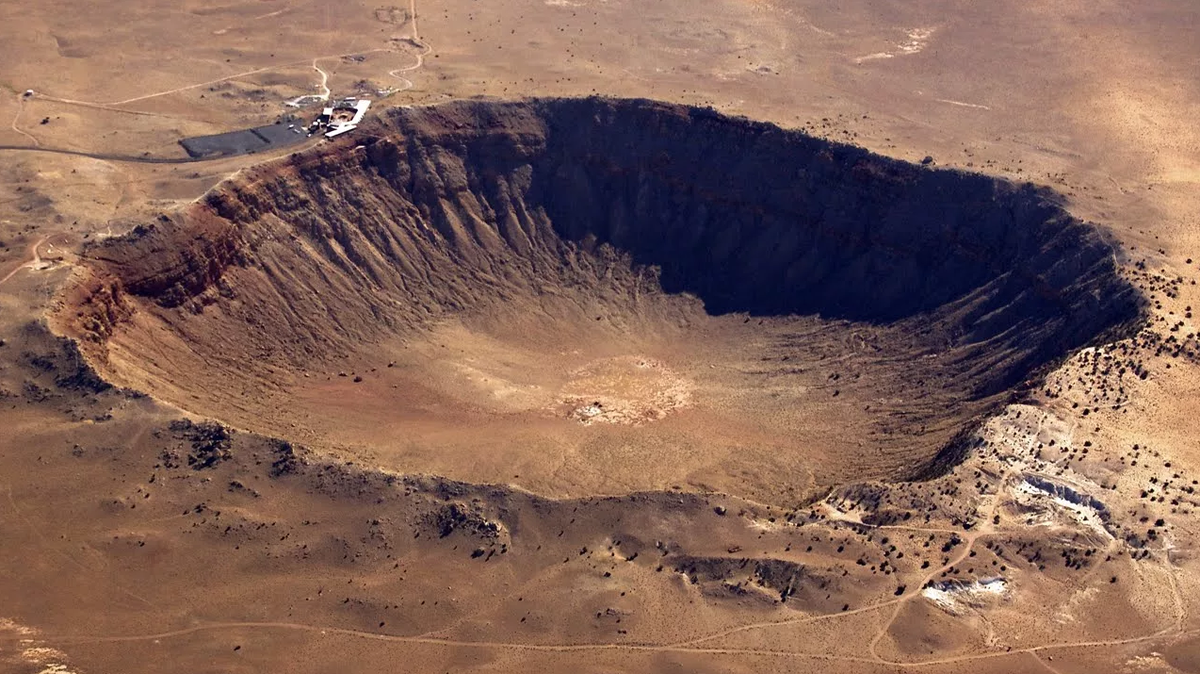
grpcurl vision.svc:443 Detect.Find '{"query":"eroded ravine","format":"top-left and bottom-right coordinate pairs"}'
top-left (59, 97), bottom-right (1143, 501)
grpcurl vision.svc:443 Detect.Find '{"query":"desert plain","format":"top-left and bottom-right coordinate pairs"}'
top-left (2, 1), bottom-right (1200, 673)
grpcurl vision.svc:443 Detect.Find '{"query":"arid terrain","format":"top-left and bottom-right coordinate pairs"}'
top-left (2, 1), bottom-right (1200, 673)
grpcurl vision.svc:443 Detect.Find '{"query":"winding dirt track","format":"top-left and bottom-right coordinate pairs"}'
top-left (385, 0), bottom-right (430, 91)
top-left (9, 94), bottom-right (40, 146)
top-left (388, 43), bottom-right (432, 92)
top-left (312, 59), bottom-right (332, 101)
top-left (0, 234), bottom-right (68, 288)
top-left (8, 619), bottom-right (1192, 669)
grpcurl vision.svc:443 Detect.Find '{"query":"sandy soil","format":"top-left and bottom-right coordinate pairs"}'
top-left (1, 0), bottom-right (1200, 672)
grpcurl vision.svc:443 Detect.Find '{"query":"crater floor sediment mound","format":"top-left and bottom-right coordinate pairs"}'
top-left (65, 98), bottom-right (1142, 500)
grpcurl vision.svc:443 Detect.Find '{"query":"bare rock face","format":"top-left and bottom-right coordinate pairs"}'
top-left (62, 97), bottom-right (1143, 492)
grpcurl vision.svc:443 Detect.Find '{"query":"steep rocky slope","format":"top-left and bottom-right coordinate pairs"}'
top-left (61, 98), bottom-right (1143, 496)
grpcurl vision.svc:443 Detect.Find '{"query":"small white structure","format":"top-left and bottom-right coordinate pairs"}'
top-left (323, 99), bottom-right (371, 139)
top-left (348, 99), bottom-right (371, 124)
top-left (324, 124), bottom-right (357, 138)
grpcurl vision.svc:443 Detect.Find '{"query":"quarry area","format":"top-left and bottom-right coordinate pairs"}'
top-left (2, 1), bottom-right (1200, 673)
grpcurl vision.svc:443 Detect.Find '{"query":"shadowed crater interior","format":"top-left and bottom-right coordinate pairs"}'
top-left (64, 97), bottom-right (1143, 500)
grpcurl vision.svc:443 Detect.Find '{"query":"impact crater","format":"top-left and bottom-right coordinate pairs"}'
top-left (63, 98), bottom-right (1142, 500)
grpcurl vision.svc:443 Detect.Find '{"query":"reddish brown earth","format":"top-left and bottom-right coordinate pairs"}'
top-left (2, 1), bottom-right (1200, 673)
